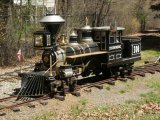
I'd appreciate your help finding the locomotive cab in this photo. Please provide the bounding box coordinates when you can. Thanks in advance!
[92,26,124,64]
[92,26,141,68]
[92,26,124,51]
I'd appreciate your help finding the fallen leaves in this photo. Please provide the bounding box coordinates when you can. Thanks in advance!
[136,102,160,117]
[42,102,160,120]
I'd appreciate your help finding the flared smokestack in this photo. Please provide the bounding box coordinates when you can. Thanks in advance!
[40,14,65,45]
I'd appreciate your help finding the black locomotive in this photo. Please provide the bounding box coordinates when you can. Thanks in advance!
[18,14,141,98]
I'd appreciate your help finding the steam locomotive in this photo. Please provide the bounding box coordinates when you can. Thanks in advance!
[18,14,141,98]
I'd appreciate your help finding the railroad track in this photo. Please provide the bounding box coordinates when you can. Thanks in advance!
[0,94,50,115]
[74,62,160,93]
[132,62,160,76]
[0,62,159,115]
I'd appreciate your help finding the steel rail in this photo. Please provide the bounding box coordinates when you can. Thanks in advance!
[0,95,50,111]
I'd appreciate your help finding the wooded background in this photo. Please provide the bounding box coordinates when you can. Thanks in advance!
[0,0,159,66]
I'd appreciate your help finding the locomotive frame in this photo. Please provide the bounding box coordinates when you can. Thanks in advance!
[17,14,141,99]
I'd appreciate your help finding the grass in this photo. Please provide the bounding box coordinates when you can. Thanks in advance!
[125,99,138,104]
[79,99,88,106]
[105,86,111,91]
[119,89,127,94]
[118,82,134,94]
[70,99,88,117]
[32,111,56,120]
[141,76,160,104]
[118,80,135,94]
[124,75,160,119]
[93,105,108,112]
[134,49,160,66]
[70,104,84,117]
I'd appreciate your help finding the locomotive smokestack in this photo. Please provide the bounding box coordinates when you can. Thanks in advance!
[40,14,65,46]
[39,0,65,47]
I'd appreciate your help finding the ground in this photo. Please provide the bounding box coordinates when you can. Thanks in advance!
[0,50,160,120]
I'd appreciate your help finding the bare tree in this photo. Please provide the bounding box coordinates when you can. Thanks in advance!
[134,0,149,31]
[90,0,112,27]
[150,2,160,19]
[0,0,13,65]
[57,0,113,36]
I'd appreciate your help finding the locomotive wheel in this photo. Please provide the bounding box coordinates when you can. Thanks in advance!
[127,64,134,75]
[127,69,133,75]
[102,69,112,78]
[110,68,119,78]
[68,78,77,92]
[119,64,133,77]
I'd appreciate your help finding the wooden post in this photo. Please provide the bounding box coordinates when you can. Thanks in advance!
[50,55,53,76]
[20,59,22,73]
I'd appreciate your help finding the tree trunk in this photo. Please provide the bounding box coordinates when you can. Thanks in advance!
[0,0,12,65]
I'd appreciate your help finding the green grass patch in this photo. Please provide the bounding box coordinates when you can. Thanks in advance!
[135,49,160,66]
[119,83,133,93]
[93,105,108,112]
[140,76,160,104]
[70,104,85,117]
[70,99,88,117]
[32,111,56,120]
[79,99,88,106]
[147,78,160,91]
[105,86,111,91]
[119,89,127,94]
[141,91,160,103]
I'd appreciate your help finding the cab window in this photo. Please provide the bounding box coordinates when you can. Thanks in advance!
[94,31,101,41]
[109,32,116,44]
[109,31,121,44]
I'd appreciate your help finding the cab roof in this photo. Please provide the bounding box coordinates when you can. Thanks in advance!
[76,26,125,31]
[93,26,125,31]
